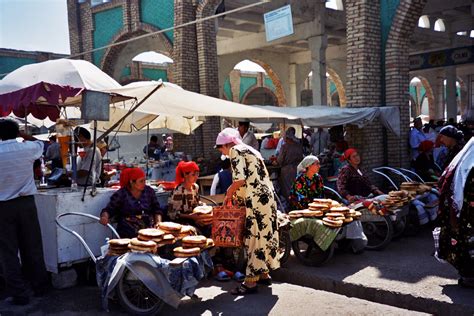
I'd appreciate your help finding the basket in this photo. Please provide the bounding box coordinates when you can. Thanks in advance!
[211,205,246,248]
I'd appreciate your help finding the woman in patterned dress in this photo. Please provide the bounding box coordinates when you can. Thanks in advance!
[437,138,474,288]
[288,155,324,210]
[215,128,280,295]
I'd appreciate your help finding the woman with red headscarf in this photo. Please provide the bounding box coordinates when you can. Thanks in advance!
[167,161,207,226]
[336,148,384,202]
[99,168,162,238]
[414,140,439,182]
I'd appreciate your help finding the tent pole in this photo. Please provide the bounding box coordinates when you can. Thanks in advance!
[146,124,150,180]
[97,84,162,142]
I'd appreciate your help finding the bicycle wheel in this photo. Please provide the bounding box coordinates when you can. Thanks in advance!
[291,235,335,266]
[117,268,165,316]
[392,215,407,239]
[362,216,393,250]
[278,229,291,266]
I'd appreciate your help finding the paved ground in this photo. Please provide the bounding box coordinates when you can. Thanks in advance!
[1,226,472,315]
[0,281,427,316]
[273,226,474,315]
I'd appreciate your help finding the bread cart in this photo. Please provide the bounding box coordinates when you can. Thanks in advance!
[56,212,212,315]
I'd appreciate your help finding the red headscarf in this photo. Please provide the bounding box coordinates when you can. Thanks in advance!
[340,148,357,162]
[418,140,434,153]
[175,161,200,185]
[120,167,146,188]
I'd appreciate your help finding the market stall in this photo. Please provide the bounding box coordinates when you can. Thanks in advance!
[0,59,296,281]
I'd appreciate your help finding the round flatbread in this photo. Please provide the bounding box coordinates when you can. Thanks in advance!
[108,239,131,249]
[182,235,207,244]
[130,238,157,248]
[193,205,213,215]
[173,246,200,257]
[158,222,182,232]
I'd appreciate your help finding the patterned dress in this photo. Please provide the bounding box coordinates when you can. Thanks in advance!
[438,168,474,278]
[167,183,200,220]
[101,186,162,238]
[230,145,280,280]
[288,172,324,210]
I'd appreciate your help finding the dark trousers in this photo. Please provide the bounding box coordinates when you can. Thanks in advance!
[0,196,48,298]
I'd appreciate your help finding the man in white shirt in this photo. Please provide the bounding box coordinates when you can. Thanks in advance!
[238,121,259,151]
[310,127,330,155]
[0,119,49,306]
[74,127,102,186]
[409,117,427,161]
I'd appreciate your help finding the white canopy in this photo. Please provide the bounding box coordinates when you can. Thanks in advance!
[104,81,298,121]
[0,59,122,95]
[250,105,401,136]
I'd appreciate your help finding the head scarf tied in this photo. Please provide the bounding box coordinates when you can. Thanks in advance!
[120,168,145,188]
[340,148,357,162]
[439,126,464,141]
[418,140,434,153]
[215,127,263,159]
[297,155,319,173]
[175,161,200,185]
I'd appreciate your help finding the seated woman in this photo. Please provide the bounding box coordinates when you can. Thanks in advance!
[99,168,162,238]
[288,155,324,210]
[414,140,439,182]
[337,148,384,203]
[167,161,209,230]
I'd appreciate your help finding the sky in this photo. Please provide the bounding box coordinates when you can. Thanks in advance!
[0,0,267,72]
[0,0,71,54]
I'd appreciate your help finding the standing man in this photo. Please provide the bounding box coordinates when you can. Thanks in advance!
[45,134,62,169]
[143,135,164,160]
[310,127,330,155]
[0,119,49,306]
[409,117,427,161]
[74,127,102,186]
[237,121,259,151]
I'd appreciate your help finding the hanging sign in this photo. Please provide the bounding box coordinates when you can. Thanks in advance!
[264,5,294,42]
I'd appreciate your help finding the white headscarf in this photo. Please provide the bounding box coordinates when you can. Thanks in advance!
[215,127,263,159]
[297,155,319,173]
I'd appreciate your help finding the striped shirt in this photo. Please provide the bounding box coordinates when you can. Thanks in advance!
[0,139,43,201]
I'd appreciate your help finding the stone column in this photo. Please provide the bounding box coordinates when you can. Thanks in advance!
[171,0,202,160]
[431,71,445,120]
[308,36,328,105]
[289,63,298,107]
[345,0,383,174]
[445,66,457,121]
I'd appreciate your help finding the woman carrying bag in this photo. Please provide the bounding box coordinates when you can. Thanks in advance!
[215,128,280,295]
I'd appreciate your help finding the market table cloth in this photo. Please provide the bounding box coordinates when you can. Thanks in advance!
[289,218,340,251]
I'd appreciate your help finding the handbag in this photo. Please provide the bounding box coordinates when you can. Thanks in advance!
[211,204,246,248]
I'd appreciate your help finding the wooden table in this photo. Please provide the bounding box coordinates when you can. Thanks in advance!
[197,174,215,195]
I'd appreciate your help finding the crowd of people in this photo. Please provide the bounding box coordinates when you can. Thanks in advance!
[0,113,473,307]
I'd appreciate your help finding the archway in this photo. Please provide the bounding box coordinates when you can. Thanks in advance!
[117,51,173,84]
[300,68,346,106]
[101,27,172,81]
[409,75,434,118]
[222,59,282,106]
[242,86,277,106]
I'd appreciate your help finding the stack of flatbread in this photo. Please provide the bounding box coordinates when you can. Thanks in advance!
[158,222,183,237]
[382,190,411,210]
[289,209,324,219]
[192,205,213,226]
[322,205,359,227]
[107,238,131,256]
[400,182,432,196]
[177,225,197,240]
[128,238,157,253]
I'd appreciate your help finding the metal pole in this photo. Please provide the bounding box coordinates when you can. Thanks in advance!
[97,84,161,142]
[146,124,150,179]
